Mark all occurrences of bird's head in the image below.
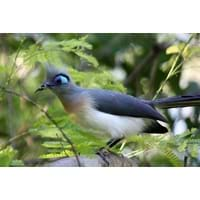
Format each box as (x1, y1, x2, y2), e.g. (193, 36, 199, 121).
(35, 63, 73, 96)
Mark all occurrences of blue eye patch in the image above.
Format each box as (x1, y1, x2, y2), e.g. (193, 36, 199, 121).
(53, 74, 70, 85)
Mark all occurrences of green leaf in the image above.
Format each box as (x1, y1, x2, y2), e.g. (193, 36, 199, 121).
(178, 140, 188, 152)
(166, 45, 180, 55)
(166, 43, 190, 58)
(163, 149, 183, 167)
(40, 150, 73, 159)
(189, 144, 198, 158)
(60, 36, 92, 50)
(10, 160, 24, 167)
(0, 147, 17, 166)
(74, 51, 99, 67)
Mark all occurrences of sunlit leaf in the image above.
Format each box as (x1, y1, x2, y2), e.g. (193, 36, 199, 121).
(0, 147, 17, 166)
(166, 45, 180, 55)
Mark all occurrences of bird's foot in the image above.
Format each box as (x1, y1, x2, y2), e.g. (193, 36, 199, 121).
(95, 137, 124, 166)
(96, 146, 135, 167)
(96, 147, 110, 166)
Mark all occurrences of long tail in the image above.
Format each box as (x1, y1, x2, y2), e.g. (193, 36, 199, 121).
(151, 95, 200, 109)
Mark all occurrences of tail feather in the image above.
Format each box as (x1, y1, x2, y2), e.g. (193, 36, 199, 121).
(151, 95, 200, 109)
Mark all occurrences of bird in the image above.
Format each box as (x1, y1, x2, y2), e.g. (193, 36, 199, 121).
(36, 63, 200, 147)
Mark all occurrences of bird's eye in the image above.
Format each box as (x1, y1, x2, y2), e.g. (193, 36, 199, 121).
(54, 75, 69, 85)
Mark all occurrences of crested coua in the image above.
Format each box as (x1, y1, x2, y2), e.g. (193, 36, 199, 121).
(36, 63, 200, 147)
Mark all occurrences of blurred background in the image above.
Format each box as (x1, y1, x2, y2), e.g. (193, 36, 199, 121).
(0, 33, 200, 166)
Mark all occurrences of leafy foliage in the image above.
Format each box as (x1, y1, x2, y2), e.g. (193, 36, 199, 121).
(20, 35, 98, 67)
(0, 33, 200, 166)
(0, 147, 18, 166)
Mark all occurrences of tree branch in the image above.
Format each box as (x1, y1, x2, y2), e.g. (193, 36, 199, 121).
(25, 148, 139, 167)
(124, 44, 166, 87)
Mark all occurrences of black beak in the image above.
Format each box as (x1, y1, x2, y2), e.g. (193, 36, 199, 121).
(35, 83, 47, 93)
(35, 82, 56, 93)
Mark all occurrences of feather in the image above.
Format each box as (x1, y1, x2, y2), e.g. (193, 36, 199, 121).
(87, 89, 167, 122)
(151, 95, 200, 109)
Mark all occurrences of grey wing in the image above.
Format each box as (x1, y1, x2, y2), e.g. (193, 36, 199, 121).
(87, 89, 167, 122)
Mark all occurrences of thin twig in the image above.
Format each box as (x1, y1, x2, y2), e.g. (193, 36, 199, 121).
(6, 38, 25, 87)
(153, 34, 194, 100)
(124, 49, 155, 87)
(0, 131, 30, 150)
(124, 43, 167, 87)
(147, 57, 159, 98)
(0, 86, 81, 166)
